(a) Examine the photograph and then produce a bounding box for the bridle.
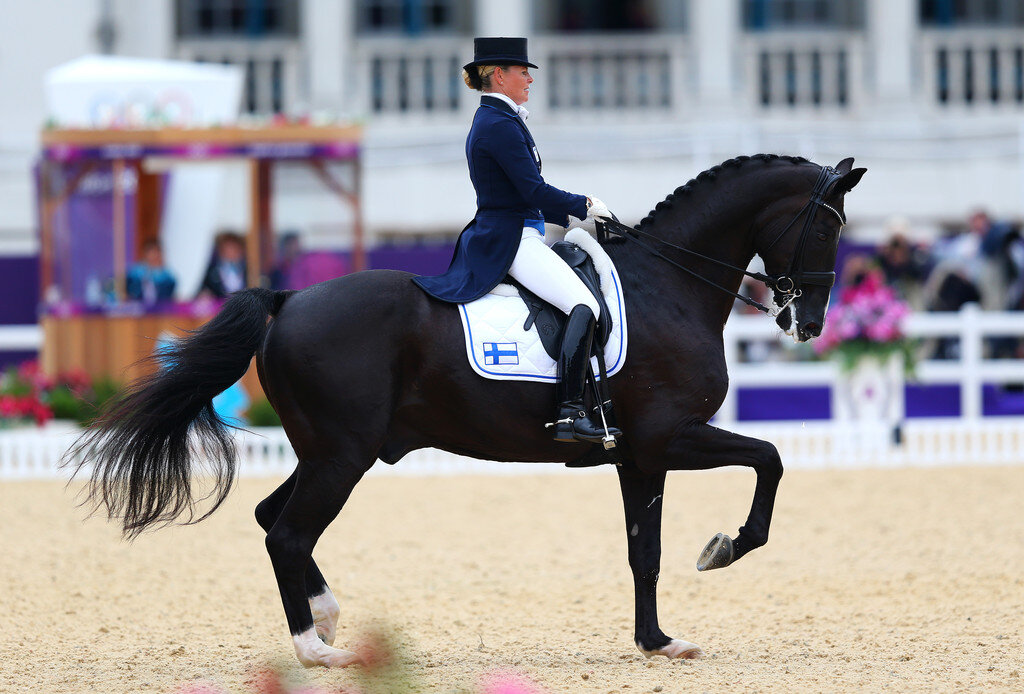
[598,165,847,316]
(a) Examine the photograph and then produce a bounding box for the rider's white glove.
[587,197,612,220]
[572,196,613,233]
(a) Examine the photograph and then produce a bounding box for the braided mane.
[637,153,811,231]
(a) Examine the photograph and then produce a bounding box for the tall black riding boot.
[551,305,622,444]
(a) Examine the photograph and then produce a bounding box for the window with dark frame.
[176,0,300,38]
[743,0,865,30]
[357,0,466,34]
[919,0,1024,26]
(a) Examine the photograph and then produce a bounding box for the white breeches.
[508,227,601,320]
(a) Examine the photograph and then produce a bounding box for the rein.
[598,165,846,316]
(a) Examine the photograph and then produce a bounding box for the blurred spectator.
[838,252,874,289]
[875,219,929,310]
[125,240,176,303]
[269,231,303,291]
[197,231,247,299]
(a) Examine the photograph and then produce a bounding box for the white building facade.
[2,0,1024,253]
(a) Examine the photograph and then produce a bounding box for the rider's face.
[495,65,532,105]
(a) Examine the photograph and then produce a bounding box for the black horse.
[69,154,865,666]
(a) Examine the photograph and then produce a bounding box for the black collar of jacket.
[481,94,518,116]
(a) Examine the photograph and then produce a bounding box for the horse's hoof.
[638,639,705,660]
[696,532,734,571]
[293,629,362,668]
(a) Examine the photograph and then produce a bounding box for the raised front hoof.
[638,639,705,660]
[696,532,734,571]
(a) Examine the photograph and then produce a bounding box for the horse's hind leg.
[264,458,371,668]
[255,471,340,646]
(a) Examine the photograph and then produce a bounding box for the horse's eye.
[817,232,829,241]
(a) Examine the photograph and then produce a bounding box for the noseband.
[599,165,846,315]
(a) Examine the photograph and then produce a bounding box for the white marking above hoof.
[309,589,341,646]
[293,628,361,668]
[638,639,705,660]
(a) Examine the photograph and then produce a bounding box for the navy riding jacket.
[413,95,589,303]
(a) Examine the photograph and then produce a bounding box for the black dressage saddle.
[511,240,613,360]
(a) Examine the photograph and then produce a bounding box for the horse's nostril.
[803,321,822,337]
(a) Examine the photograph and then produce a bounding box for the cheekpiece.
[463,36,538,71]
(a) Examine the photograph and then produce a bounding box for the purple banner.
[44,141,360,162]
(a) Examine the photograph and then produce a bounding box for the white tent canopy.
[45,54,242,128]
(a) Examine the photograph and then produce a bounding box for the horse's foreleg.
[255,471,341,646]
[661,422,783,569]
[264,460,370,668]
[617,466,704,660]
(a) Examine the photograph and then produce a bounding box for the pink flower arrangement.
[0,392,52,425]
[815,270,914,370]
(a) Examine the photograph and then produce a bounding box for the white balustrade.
[353,34,689,121]
[742,31,864,113]
[352,36,470,120]
[919,29,1024,110]
[176,39,303,114]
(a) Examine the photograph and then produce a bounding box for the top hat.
[463,37,538,71]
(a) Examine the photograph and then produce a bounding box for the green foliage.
[246,397,282,427]
[830,337,919,375]
[0,366,32,397]
[47,385,83,421]
[46,376,123,425]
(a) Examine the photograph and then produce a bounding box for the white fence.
[4,304,1024,480]
[0,325,41,350]
[720,303,1024,424]
[3,415,1023,482]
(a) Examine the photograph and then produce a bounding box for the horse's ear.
[834,167,867,194]
[835,157,855,174]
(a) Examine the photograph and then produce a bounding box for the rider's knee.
[574,298,601,322]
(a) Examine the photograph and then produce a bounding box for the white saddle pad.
[458,228,628,383]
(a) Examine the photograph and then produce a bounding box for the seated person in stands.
[268,231,302,291]
[197,231,247,299]
[125,240,176,303]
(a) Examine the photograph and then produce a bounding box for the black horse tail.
[66,288,293,538]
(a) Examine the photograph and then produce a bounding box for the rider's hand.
[572,197,614,233]
[586,197,612,220]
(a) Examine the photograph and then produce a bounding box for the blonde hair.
[463,64,500,91]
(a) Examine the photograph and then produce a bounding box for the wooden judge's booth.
[38,125,364,400]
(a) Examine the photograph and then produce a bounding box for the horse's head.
[755,157,866,342]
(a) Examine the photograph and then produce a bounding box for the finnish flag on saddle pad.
[457,229,628,383]
[482,342,519,366]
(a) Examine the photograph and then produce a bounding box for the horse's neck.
[611,174,773,322]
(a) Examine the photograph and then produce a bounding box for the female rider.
[414,37,620,445]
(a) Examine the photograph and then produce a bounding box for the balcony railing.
[919,28,1024,110]
[176,38,303,114]
[742,31,864,112]
[352,36,466,120]
[353,34,689,121]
